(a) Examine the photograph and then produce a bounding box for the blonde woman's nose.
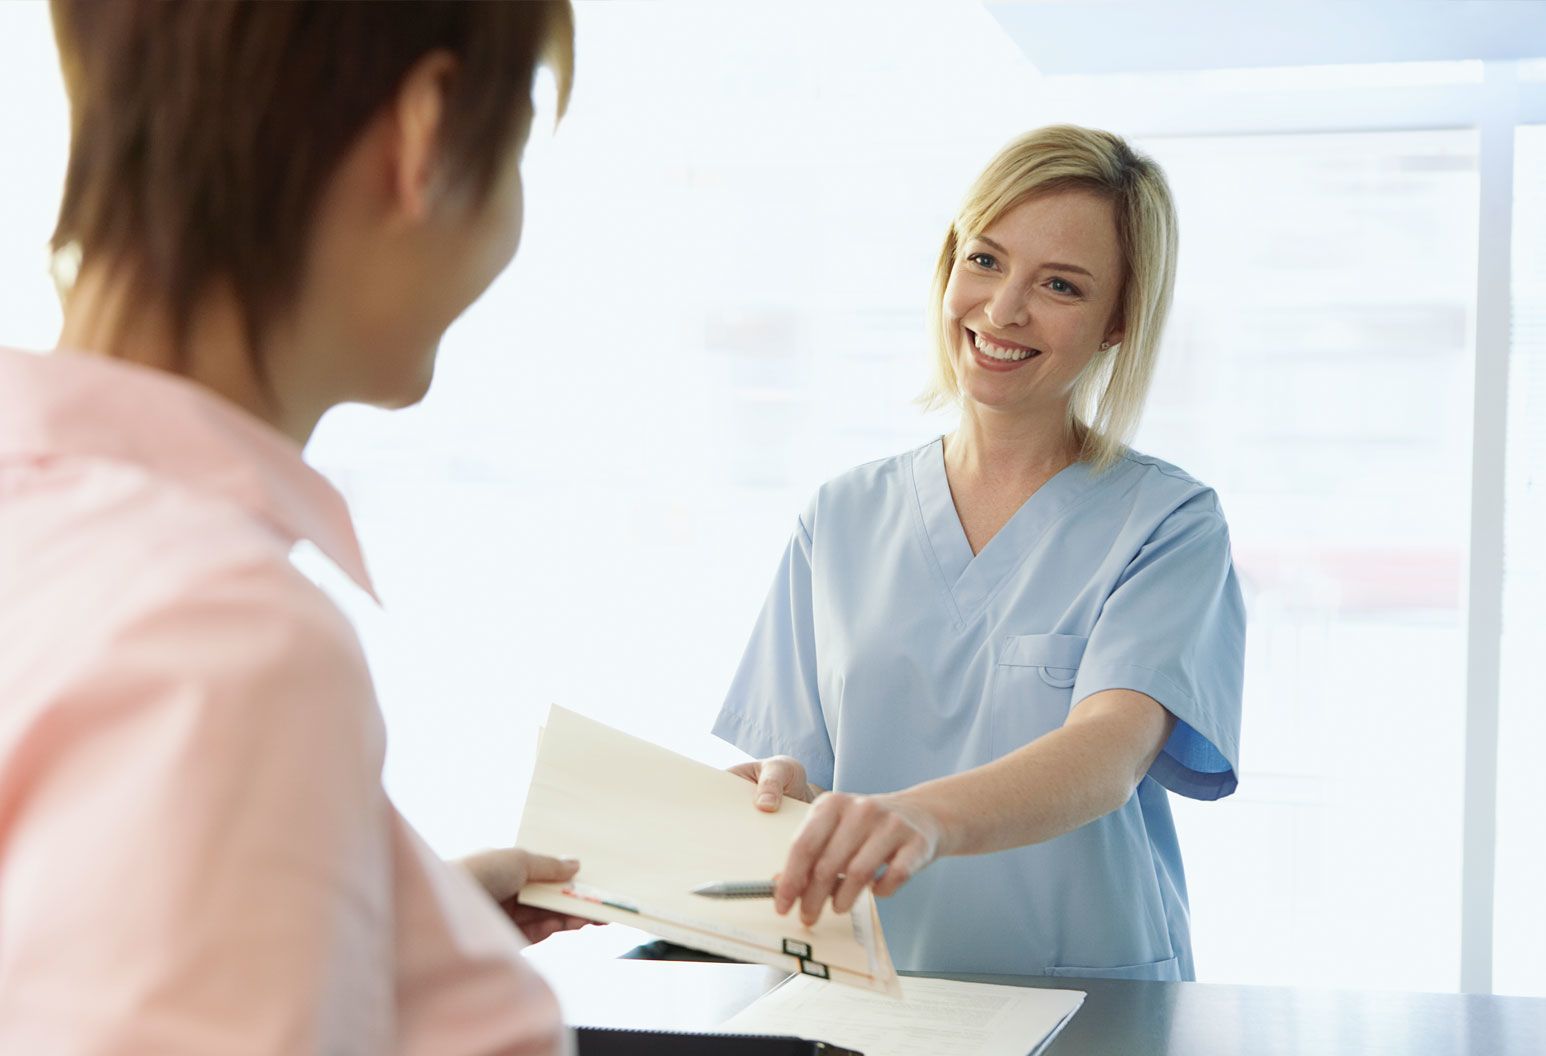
[984,289,1030,330]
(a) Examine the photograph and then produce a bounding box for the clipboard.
[575,1027,862,1055]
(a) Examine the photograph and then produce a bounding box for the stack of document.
[515,706,899,994]
[721,974,1084,1056]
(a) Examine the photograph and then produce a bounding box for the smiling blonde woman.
[718,125,1246,981]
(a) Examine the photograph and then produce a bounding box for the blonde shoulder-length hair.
[921,124,1178,474]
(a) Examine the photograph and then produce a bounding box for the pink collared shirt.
[0,348,567,1055]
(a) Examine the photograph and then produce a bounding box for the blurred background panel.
[1,0,1542,998]
[1138,129,1478,993]
[1497,122,1546,1000]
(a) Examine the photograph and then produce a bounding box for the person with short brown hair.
[0,3,581,1052]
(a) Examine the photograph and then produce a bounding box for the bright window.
[1140,131,1478,991]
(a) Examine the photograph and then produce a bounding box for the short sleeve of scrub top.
[1072,491,1243,800]
[712,502,836,791]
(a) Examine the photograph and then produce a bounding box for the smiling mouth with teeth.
[970,329,1040,362]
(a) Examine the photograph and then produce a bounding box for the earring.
[1099,341,1111,351]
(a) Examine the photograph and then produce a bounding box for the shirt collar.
[0,347,378,601]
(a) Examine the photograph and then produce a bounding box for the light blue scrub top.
[714,438,1245,981]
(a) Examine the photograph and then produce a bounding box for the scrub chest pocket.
[992,633,1089,756]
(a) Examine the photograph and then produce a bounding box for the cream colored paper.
[721,974,1085,1056]
[515,706,900,995]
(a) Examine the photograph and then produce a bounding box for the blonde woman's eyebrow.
[968,236,1095,279]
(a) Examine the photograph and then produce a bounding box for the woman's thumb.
[755,767,787,811]
[524,853,581,884]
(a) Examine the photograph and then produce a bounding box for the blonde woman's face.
[941,189,1126,420]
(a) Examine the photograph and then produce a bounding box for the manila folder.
[515,706,900,996]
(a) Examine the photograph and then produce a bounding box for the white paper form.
[515,706,901,995]
[720,974,1085,1056]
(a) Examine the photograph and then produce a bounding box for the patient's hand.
[729,755,818,811]
[457,847,593,943]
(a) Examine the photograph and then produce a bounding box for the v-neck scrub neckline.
[910,437,1102,627]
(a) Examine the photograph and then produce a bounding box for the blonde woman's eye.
[1048,277,1080,296]
[967,252,997,270]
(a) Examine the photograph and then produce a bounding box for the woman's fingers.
[523,918,567,943]
[754,767,786,811]
[507,905,571,943]
[775,793,942,921]
[831,819,913,914]
[797,800,881,926]
[774,793,842,913]
[459,847,578,904]
[754,756,807,812]
[520,852,581,887]
[872,796,942,896]
[728,757,809,811]
[508,905,594,944]
[874,841,928,897]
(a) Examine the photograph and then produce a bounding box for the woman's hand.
[456,847,593,944]
[774,791,944,925]
[729,755,819,811]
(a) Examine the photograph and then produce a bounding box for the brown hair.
[48,0,575,373]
